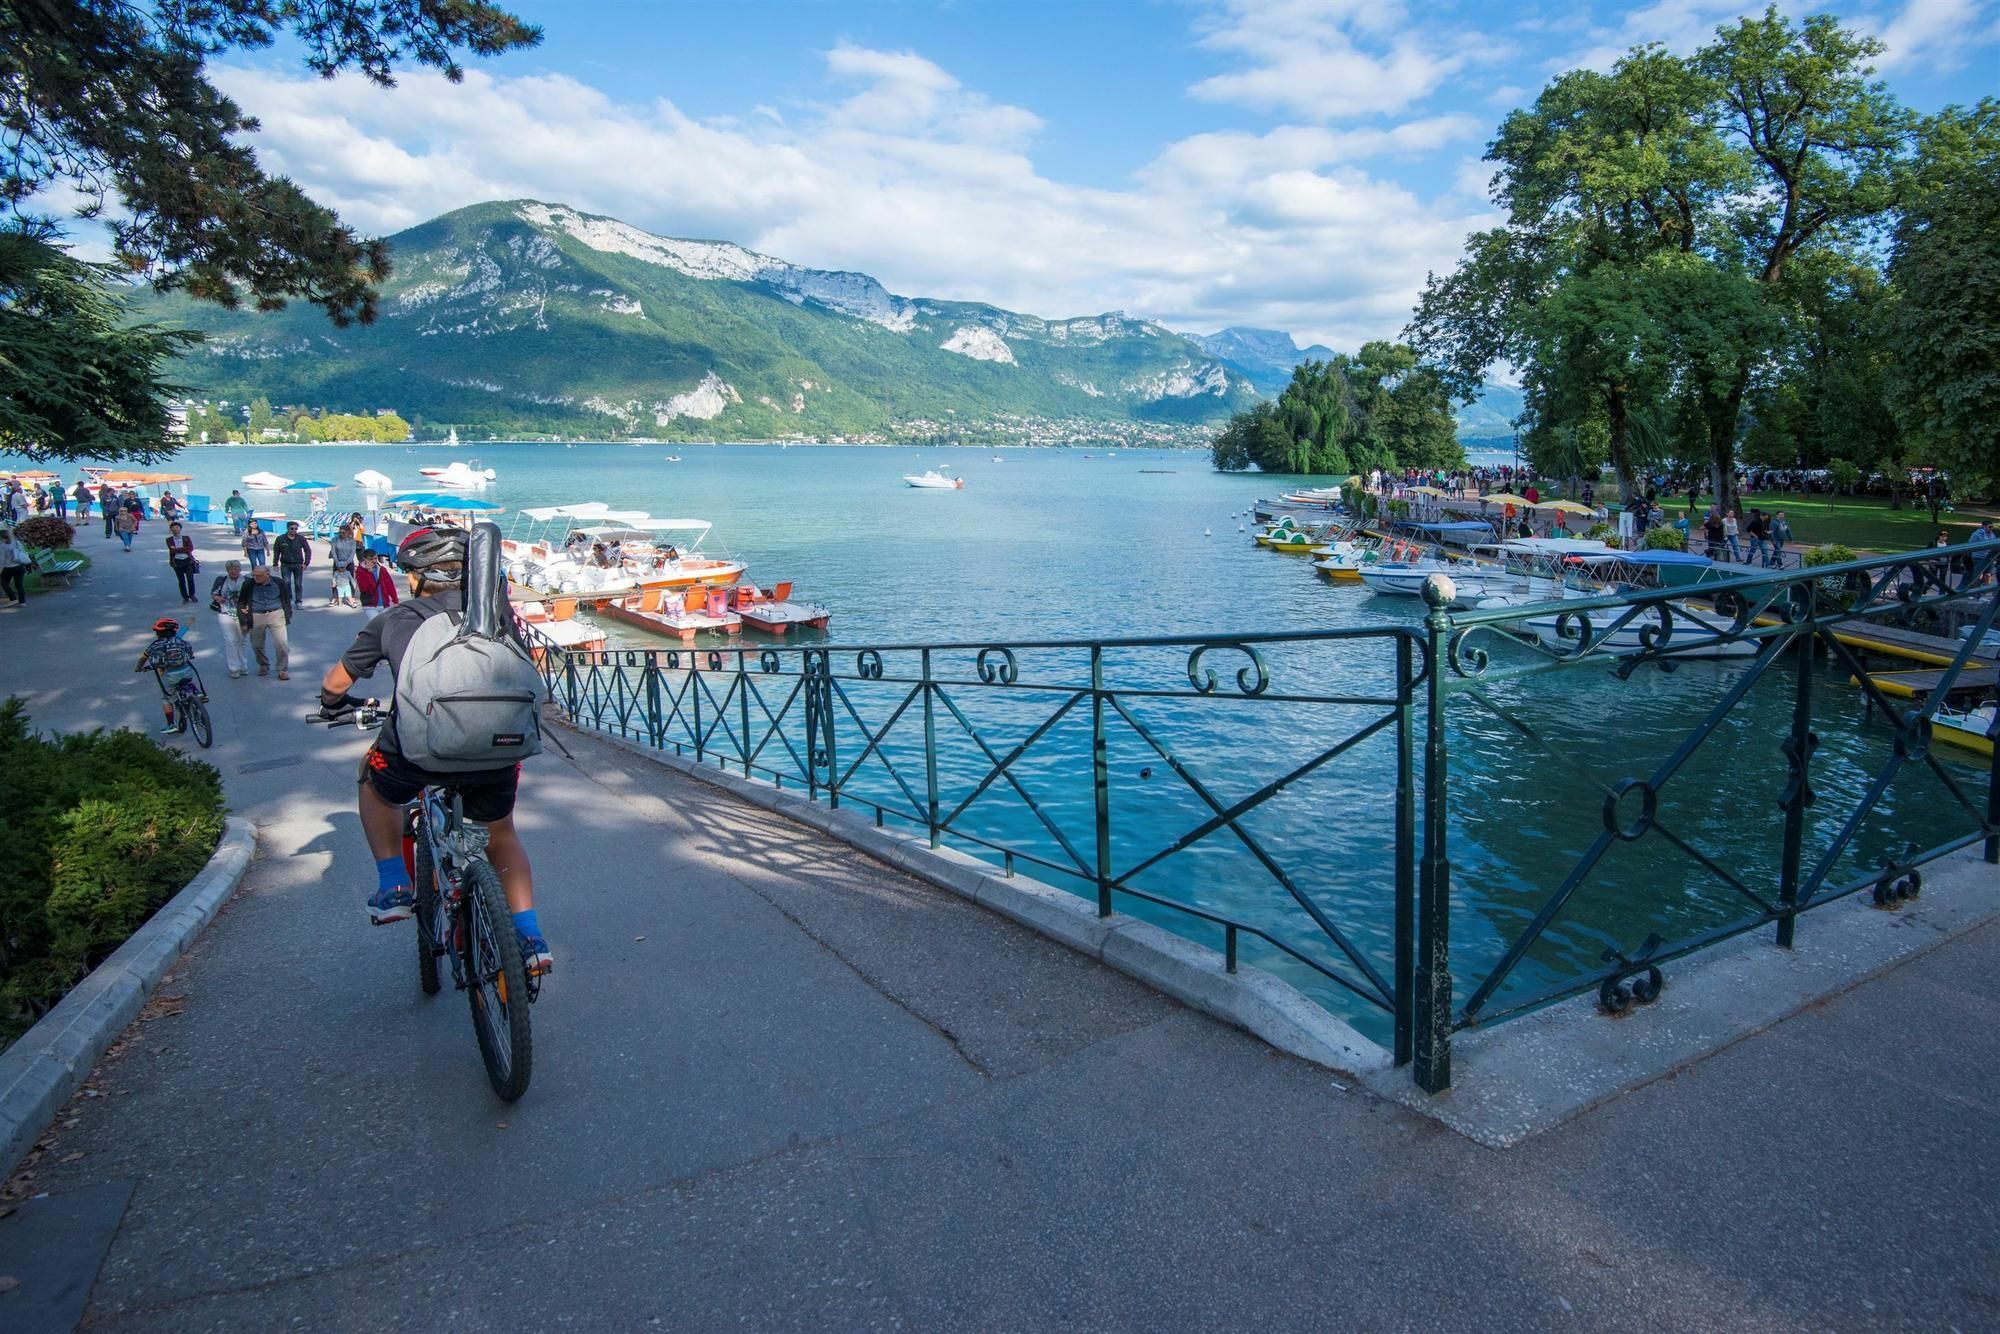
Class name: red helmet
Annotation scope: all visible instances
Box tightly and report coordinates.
[153,617,179,635]
[395,525,467,582]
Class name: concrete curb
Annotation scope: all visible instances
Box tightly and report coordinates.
[1361,846,2000,1148]
[582,728,1392,1077]
[0,816,257,1179]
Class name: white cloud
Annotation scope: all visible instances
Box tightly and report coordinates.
[204,47,1493,350]
[1563,0,1749,71]
[1869,0,1999,71]
[1188,0,1487,119]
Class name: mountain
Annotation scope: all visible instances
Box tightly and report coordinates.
[1184,327,1339,396]
[133,200,1262,443]
[1454,383,1526,440]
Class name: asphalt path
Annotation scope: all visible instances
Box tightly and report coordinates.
[2,517,1997,1331]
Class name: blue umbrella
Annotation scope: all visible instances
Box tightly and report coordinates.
[388,491,502,510]
[283,480,336,490]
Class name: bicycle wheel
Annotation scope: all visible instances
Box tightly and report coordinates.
[463,861,532,1101]
[183,696,213,749]
[412,826,441,997]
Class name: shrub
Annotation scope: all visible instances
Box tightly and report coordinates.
[13,515,75,550]
[1582,522,1616,542]
[0,699,224,1043]
[1642,525,1687,552]
[1803,543,1858,567]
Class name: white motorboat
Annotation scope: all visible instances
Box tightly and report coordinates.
[1932,702,1996,757]
[419,460,497,488]
[241,471,292,491]
[734,582,831,635]
[903,470,963,489]
[1359,561,1518,602]
[353,469,394,490]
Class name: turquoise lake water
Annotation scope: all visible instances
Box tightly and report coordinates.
[16,442,1980,1039]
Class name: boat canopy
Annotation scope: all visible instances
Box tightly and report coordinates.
[521,503,612,521]
[619,518,711,532]
[1619,550,1715,566]
[1495,537,1613,555]
[1398,520,1492,534]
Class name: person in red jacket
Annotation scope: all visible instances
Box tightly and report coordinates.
[353,547,401,622]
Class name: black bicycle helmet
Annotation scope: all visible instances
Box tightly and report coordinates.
[395,525,467,583]
[152,617,179,635]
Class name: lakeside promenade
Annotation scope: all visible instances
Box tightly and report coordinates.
[2,522,1998,1330]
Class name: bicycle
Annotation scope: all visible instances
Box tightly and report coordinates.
[157,667,213,748]
[315,699,538,1101]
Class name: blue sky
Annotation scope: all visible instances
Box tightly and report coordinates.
[206,0,1998,350]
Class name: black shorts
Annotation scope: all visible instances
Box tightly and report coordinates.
[359,744,519,822]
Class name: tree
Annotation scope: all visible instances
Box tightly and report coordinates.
[1,0,538,460]
[1885,100,2000,501]
[1209,347,1460,474]
[0,229,194,462]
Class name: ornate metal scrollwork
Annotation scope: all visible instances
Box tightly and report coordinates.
[1635,601,1677,654]
[1549,609,1595,658]
[1871,842,1923,907]
[706,651,724,672]
[1778,730,1819,813]
[855,648,884,680]
[759,649,782,674]
[665,651,682,671]
[1445,626,1494,678]
[1598,934,1666,1015]
[976,646,1018,685]
[1601,777,1658,841]
[1186,641,1269,696]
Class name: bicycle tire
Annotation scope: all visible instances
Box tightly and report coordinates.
[464,861,532,1101]
[412,826,441,997]
[184,697,213,749]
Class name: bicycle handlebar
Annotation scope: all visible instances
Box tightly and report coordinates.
[309,695,384,729]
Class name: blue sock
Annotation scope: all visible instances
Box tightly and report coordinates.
[376,855,410,894]
[511,909,542,940]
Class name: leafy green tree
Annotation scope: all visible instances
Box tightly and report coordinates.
[1,0,538,460]
[1885,100,2000,501]
[246,396,274,434]
[1210,346,1458,474]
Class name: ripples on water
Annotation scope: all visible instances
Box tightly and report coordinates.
[37,443,1976,1039]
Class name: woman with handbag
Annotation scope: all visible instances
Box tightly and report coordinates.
[166,521,199,602]
[328,524,360,607]
[209,559,251,677]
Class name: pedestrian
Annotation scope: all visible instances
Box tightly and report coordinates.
[51,481,67,521]
[209,560,251,677]
[114,503,139,551]
[1723,509,1742,562]
[97,483,117,537]
[224,489,250,536]
[236,562,294,679]
[273,520,312,606]
[1745,509,1769,565]
[1973,520,1998,544]
[242,519,269,568]
[0,527,27,606]
[165,521,199,602]
[1768,511,1793,567]
[1702,507,1725,560]
[354,547,400,621]
[159,489,181,523]
[328,524,359,606]
[72,479,92,523]
[1934,530,1950,548]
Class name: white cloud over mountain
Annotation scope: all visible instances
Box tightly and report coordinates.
[212,39,1493,353]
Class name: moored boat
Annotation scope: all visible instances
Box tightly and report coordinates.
[1930,701,1996,757]
[733,582,831,635]
[419,460,497,488]
[602,586,743,642]
[241,471,292,491]
[903,470,963,489]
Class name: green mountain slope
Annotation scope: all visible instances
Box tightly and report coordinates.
[135,200,1262,441]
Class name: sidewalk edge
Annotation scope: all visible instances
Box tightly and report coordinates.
[0,816,257,1179]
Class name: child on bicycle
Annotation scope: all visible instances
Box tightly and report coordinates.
[134,617,199,734]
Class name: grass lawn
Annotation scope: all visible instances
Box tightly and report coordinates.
[1579,485,1999,553]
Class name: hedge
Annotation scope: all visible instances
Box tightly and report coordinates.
[0,699,225,1044]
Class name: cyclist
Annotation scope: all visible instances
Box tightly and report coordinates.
[315,526,551,975]
[134,617,199,734]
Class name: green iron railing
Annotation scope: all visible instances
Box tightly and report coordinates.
[525,544,2000,1092]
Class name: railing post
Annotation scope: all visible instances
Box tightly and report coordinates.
[820,654,839,810]
[1988,716,1999,865]
[804,651,821,803]
[1091,644,1112,917]
[691,652,703,763]
[738,649,752,777]
[922,649,940,848]
[1777,586,1816,945]
[1393,633,1416,1068]
[1415,582,1454,1094]
[645,653,664,749]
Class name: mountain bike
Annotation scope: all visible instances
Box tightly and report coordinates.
[316,700,537,1101]
[157,667,213,748]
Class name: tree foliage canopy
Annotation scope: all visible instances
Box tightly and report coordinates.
[0,0,536,461]
[1210,343,1463,475]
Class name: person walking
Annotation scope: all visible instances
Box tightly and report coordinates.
[1702,508,1726,560]
[1768,511,1793,567]
[165,521,199,602]
[1723,509,1742,562]
[1744,509,1768,565]
[97,482,117,538]
[114,503,139,552]
[354,547,400,621]
[72,480,92,525]
[208,559,251,677]
[0,528,28,606]
[273,521,312,607]
[224,489,250,536]
[236,563,294,679]
[328,524,359,606]
[1973,520,1998,544]
[242,519,269,569]
[51,480,67,522]
[159,489,181,523]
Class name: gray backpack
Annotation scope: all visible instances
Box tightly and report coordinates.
[393,523,547,772]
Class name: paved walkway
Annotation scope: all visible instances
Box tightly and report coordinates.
[2,519,1997,1330]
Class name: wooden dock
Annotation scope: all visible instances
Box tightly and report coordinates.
[1827,621,1989,668]
[1856,664,2000,701]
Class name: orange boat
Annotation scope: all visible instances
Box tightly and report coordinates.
[601,585,742,643]
[733,582,832,635]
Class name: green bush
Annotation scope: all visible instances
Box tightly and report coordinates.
[0,699,224,1043]
[1803,543,1858,567]
[1642,526,1687,552]
[13,515,75,550]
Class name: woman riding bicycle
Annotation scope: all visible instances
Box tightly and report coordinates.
[316,526,551,976]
